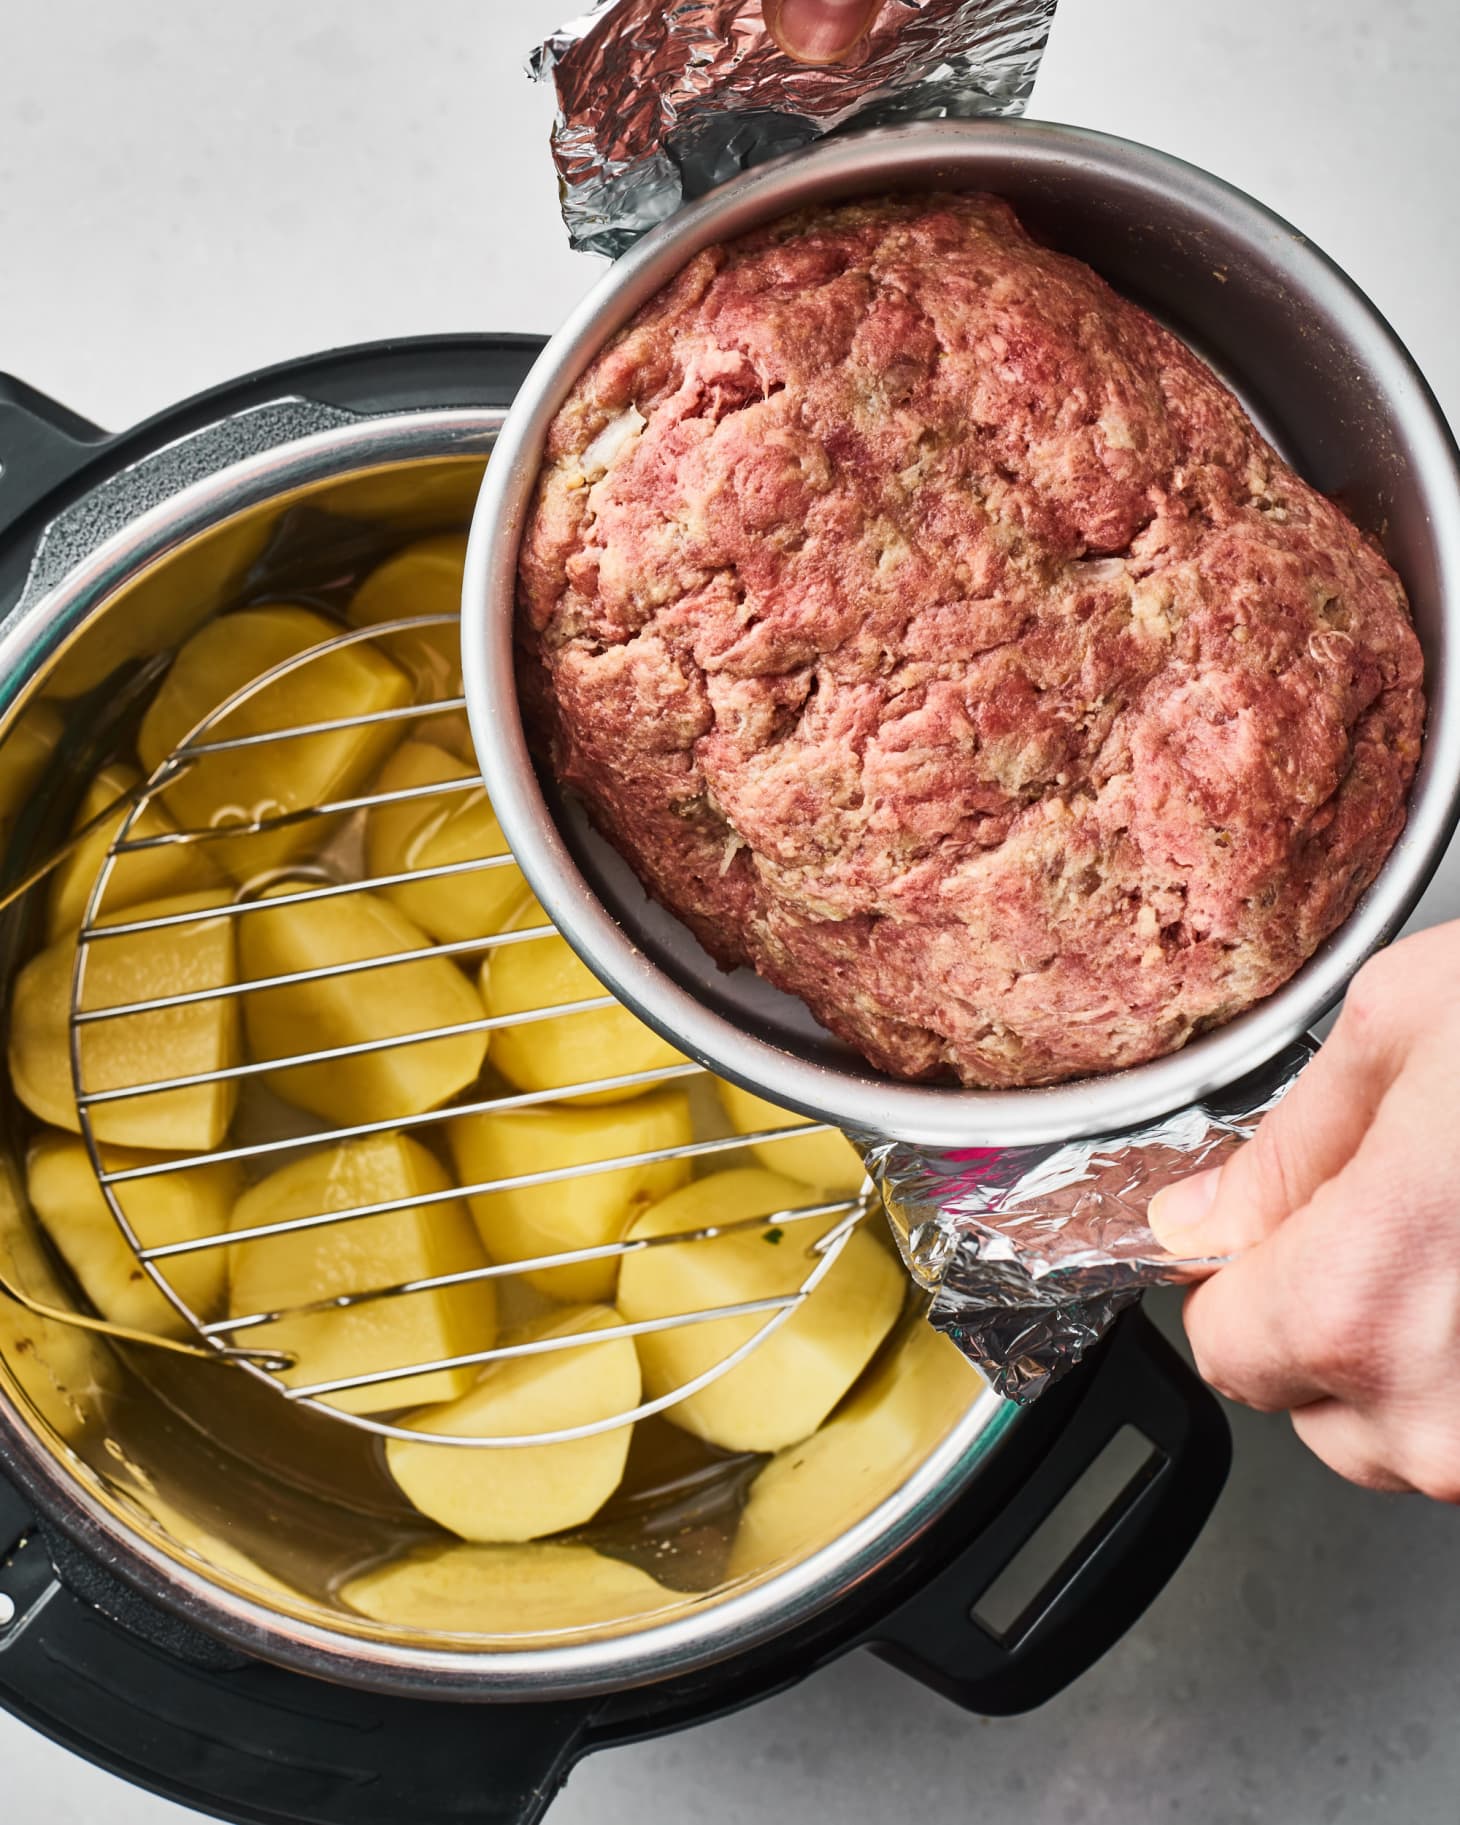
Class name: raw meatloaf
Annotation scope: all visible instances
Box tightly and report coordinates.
[517,195,1424,1088]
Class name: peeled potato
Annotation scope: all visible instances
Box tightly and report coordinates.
[729,1322,984,1578]
[483,897,685,1104]
[715,1079,865,1194]
[341,1540,673,1635]
[47,762,221,940]
[239,884,487,1124]
[386,1305,640,1542]
[347,534,469,755]
[137,604,411,882]
[0,700,63,842]
[365,741,523,942]
[229,1134,496,1415]
[26,1132,235,1336]
[9,889,239,1150]
[447,1090,693,1304]
[617,1169,903,1453]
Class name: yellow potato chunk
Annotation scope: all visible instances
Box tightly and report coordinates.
[137,604,411,882]
[617,1169,903,1453]
[347,534,469,755]
[730,1322,985,1578]
[386,1305,640,1542]
[46,762,221,941]
[9,889,239,1150]
[0,700,63,842]
[239,884,487,1124]
[365,741,523,943]
[27,1132,235,1335]
[447,1090,693,1305]
[341,1541,673,1636]
[715,1079,866,1194]
[228,1134,496,1415]
[483,897,686,1104]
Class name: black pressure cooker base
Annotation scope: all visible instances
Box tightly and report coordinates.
[0,339,1229,1824]
[1,1308,1228,1825]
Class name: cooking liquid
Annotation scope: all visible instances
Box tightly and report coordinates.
[4,501,910,1619]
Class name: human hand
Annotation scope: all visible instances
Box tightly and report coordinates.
[1148,921,1460,1501]
[763,0,883,63]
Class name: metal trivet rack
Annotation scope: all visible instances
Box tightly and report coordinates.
[58,615,873,1446]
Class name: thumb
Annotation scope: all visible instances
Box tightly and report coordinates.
[1147,1011,1396,1259]
[764,0,882,63]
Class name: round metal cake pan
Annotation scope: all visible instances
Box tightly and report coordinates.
[463,119,1460,1149]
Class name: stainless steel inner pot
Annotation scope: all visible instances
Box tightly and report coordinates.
[462,119,1460,1150]
[0,397,1010,1701]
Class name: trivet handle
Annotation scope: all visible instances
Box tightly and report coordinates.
[0,1470,587,1824]
[868,1305,1230,1714]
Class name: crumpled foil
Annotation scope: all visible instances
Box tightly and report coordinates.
[862,1038,1317,1402]
[531,0,1060,255]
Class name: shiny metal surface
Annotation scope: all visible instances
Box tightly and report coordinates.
[463,118,1460,1151]
[63,613,873,1444]
[0,403,1011,1700]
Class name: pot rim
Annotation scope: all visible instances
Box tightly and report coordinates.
[461,117,1460,1150]
[0,400,1013,1699]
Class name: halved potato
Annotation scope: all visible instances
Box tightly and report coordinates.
[729,1321,984,1578]
[341,1540,673,1635]
[617,1169,903,1453]
[46,762,221,940]
[347,534,471,757]
[137,604,411,882]
[447,1090,693,1304]
[386,1304,640,1542]
[228,1134,496,1415]
[364,741,523,943]
[9,888,239,1150]
[238,884,487,1124]
[483,897,685,1104]
[714,1079,865,1194]
[27,1132,235,1335]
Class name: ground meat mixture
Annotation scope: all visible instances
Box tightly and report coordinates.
[516,195,1425,1088]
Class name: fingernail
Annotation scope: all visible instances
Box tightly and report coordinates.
[1148,1168,1221,1250]
[770,0,878,63]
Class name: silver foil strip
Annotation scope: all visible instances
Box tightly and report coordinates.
[862,1038,1317,1402]
[530,0,1060,256]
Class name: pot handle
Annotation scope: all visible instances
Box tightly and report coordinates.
[867,1305,1230,1715]
[0,376,107,534]
[0,1476,588,1825]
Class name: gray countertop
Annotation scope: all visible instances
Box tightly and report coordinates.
[2,1,1458,1820]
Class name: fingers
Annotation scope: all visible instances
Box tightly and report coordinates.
[763,0,882,62]
[1148,995,1400,1258]
[1180,1077,1428,1412]
[1180,1229,1330,1411]
[1289,1400,1416,1494]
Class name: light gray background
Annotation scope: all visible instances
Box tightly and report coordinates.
[3,1,1459,1820]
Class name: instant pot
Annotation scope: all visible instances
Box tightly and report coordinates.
[0,335,1231,1825]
